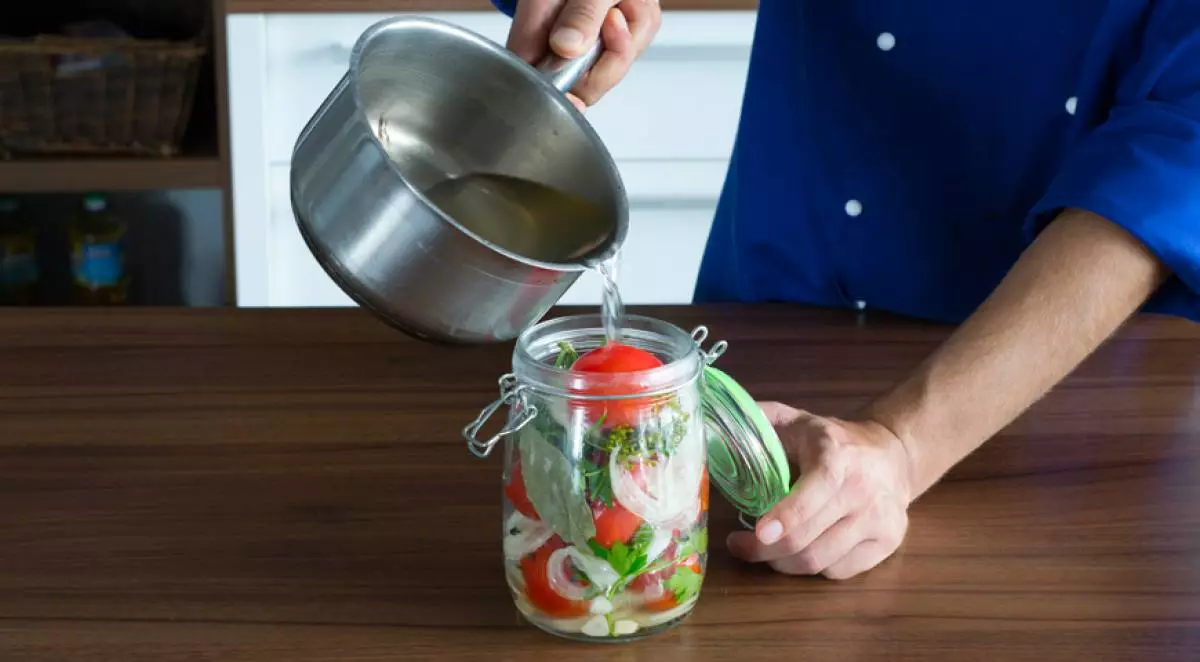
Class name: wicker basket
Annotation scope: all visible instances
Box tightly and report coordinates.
[0,35,207,157]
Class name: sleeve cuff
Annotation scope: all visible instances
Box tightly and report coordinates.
[492,0,517,17]
[1026,102,1200,321]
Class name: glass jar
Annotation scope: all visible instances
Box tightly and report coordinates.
[463,313,791,642]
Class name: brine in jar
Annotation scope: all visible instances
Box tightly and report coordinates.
[500,315,710,641]
[465,313,791,643]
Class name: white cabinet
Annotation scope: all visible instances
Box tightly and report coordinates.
[227,10,755,308]
[265,166,354,308]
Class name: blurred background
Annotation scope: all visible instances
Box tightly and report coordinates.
[0,0,755,311]
[0,0,226,308]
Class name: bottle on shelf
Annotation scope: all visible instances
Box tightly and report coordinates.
[69,193,130,305]
[0,196,40,306]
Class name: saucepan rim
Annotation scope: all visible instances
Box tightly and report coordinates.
[346,15,630,273]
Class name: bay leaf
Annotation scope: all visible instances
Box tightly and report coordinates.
[518,425,596,550]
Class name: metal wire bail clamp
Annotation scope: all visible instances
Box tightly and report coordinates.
[462,373,538,458]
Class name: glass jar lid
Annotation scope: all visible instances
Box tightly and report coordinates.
[701,366,792,519]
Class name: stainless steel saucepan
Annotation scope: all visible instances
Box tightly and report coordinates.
[290,16,628,344]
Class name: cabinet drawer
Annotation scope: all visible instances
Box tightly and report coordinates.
[263,11,754,167]
[265,163,717,309]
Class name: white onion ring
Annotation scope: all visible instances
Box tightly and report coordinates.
[662,495,702,532]
[505,510,530,531]
[504,512,553,562]
[610,447,704,526]
[548,547,592,601]
[568,547,620,590]
[645,529,674,565]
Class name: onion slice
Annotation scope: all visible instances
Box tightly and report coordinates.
[645,529,674,565]
[567,547,621,590]
[546,546,621,602]
[547,547,592,601]
[610,445,704,526]
[662,495,702,531]
[504,511,554,562]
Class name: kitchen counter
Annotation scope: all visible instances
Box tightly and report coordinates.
[226,0,757,12]
[2,305,1198,661]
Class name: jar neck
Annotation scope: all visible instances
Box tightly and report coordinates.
[513,313,702,400]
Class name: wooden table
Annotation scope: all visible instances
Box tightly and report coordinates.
[1,305,1198,661]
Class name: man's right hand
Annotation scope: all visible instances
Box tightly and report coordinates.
[726,402,914,580]
[505,0,662,111]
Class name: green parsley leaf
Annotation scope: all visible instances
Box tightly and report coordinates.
[665,566,703,604]
[587,539,609,560]
[677,527,708,560]
[554,341,579,369]
[604,541,647,577]
[593,524,657,580]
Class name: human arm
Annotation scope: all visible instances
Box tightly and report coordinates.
[491,0,661,110]
[867,209,1168,500]
[729,1,1200,579]
[730,209,1169,578]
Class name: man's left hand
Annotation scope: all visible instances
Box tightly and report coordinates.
[727,402,914,579]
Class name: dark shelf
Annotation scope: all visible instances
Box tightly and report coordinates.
[0,151,222,193]
[0,0,225,194]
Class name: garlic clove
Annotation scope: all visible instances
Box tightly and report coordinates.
[581,615,610,638]
[589,596,613,615]
[613,620,639,636]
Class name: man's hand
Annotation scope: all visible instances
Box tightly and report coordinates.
[506,0,662,110]
[727,402,914,580]
[731,210,1165,581]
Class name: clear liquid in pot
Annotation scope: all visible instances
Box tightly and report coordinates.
[425,173,626,346]
[424,173,614,265]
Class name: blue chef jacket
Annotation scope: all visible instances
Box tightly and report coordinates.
[492,1,1200,323]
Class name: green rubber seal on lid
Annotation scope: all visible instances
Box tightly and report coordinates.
[701,366,791,519]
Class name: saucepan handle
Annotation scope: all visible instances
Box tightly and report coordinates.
[534,39,604,95]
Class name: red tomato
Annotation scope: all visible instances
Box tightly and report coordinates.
[592,501,643,548]
[572,342,665,374]
[639,554,702,612]
[520,537,591,619]
[570,342,665,427]
[505,463,539,520]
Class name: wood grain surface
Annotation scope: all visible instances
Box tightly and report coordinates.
[226,0,758,13]
[1,305,1198,661]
